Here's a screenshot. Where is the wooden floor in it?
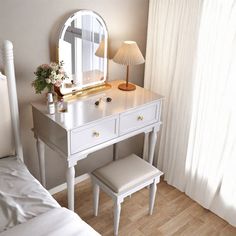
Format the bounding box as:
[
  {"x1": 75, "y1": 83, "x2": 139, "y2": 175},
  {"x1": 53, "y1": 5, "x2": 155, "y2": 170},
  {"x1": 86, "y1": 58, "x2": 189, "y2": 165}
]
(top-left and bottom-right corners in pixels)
[{"x1": 53, "y1": 179, "x2": 236, "y2": 236}]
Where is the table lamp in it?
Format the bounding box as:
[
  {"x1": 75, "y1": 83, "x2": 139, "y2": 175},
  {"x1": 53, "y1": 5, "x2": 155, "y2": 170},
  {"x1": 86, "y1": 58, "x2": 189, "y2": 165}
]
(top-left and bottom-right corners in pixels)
[
  {"x1": 95, "y1": 39, "x2": 106, "y2": 58},
  {"x1": 113, "y1": 41, "x2": 145, "y2": 91},
  {"x1": 95, "y1": 39, "x2": 111, "y2": 80}
]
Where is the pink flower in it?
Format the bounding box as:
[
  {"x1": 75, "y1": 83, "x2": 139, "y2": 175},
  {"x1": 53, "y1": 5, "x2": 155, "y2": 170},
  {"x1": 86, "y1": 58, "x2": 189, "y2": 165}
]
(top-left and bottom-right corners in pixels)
[
  {"x1": 59, "y1": 68, "x2": 64, "y2": 74},
  {"x1": 55, "y1": 79, "x2": 62, "y2": 87},
  {"x1": 41, "y1": 64, "x2": 50, "y2": 69}
]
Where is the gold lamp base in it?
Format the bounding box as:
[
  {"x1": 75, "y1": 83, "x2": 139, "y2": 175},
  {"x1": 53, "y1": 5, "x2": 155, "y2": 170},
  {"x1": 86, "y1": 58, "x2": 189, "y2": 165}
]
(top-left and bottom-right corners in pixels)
[{"x1": 118, "y1": 82, "x2": 136, "y2": 91}]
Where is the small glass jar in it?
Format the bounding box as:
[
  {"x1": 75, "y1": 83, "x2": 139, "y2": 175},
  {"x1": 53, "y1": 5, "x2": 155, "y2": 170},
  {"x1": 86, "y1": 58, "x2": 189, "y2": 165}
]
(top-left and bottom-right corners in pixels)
[{"x1": 57, "y1": 98, "x2": 67, "y2": 113}]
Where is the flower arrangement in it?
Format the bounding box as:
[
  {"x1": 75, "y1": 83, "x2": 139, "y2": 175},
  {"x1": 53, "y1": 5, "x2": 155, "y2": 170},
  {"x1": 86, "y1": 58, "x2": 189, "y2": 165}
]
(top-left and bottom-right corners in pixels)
[{"x1": 32, "y1": 61, "x2": 67, "y2": 94}]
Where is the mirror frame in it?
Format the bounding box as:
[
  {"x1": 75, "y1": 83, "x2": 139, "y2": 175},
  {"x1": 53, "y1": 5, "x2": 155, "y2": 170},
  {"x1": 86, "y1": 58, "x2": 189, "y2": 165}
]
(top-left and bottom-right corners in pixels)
[{"x1": 57, "y1": 10, "x2": 110, "y2": 100}]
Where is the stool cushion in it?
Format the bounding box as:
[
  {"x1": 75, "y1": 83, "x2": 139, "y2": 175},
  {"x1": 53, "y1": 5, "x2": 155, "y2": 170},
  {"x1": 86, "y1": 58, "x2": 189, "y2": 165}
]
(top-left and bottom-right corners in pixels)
[{"x1": 92, "y1": 154, "x2": 162, "y2": 193}]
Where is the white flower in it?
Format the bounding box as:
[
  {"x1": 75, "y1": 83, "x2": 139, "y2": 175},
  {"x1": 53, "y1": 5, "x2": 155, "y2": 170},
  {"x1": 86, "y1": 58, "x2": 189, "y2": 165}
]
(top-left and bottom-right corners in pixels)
[
  {"x1": 51, "y1": 71, "x2": 56, "y2": 76},
  {"x1": 51, "y1": 78, "x2": 56, "y2": 84},
  {"x1": 55, "y1": 74, "x2": 60, "y2": 80},
  {"x1": 58, "y1": 73, "x2": 63, "y2": 80},
  {"x1": 45, "y1": 78, "x2": 51, "y2": 84}
]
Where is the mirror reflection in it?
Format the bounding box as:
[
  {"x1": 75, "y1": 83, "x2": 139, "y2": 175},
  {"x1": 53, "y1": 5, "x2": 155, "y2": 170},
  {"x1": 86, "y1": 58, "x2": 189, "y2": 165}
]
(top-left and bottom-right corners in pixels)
[{"x1": 58, "y1": 10, "x2": 108, "y2": 95}]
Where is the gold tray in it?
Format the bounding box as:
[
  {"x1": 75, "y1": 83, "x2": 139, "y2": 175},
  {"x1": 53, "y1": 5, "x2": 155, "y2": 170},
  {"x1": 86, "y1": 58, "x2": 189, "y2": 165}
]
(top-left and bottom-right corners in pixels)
[{"x1": 55, "y1": 83, "x2": 112, "y2": 102}]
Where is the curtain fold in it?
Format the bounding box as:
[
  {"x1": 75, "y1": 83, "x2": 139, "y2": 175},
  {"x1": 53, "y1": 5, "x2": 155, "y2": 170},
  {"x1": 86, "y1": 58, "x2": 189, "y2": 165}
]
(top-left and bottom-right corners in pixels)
[
  {"x1": 145, "y1": 0, "x2": 203, "y2": 190},
  {"x1": 145, "y1": 0, "x2": 236, "y2": 226}
]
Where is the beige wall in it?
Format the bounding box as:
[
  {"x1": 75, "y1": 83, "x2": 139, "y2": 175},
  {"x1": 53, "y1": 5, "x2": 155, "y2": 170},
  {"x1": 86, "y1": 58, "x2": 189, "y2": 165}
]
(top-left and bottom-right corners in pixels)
[{"x1": 0, "y1": 0, "x2": 149, "y2": 189}]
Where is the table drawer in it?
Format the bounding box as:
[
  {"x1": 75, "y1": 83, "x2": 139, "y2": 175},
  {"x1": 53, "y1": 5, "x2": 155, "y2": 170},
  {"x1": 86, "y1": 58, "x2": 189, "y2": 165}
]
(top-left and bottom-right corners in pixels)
[
  {"x1": 70, "y1": 117, "x2": 118, "y2": 154},
  {"x1": 119, "y1": 103, "x2": 159, "y2": 135}
]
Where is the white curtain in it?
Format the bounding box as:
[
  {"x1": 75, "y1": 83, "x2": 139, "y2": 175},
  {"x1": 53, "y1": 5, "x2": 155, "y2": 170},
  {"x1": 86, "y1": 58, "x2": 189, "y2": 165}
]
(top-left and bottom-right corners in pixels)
[{"x1": 145, "y1": 0, "x2": 236, "y2": 226}]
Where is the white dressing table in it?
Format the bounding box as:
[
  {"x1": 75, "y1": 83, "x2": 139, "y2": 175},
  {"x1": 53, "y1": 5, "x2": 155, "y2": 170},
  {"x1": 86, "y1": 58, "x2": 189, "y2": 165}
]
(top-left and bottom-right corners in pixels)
[{"x1": 32, "y1": 80, "x2": 163, "y2": 211}]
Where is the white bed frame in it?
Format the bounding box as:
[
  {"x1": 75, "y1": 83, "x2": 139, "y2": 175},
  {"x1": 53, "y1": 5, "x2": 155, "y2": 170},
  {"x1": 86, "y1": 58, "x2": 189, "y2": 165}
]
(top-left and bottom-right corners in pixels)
[{"x1": 2, "y1": 40, "x2": 23, "y2": 161}]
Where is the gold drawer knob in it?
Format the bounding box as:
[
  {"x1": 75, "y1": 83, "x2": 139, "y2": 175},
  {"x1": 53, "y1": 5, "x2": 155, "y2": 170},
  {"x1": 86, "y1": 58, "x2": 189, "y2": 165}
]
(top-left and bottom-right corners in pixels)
[
  {"x1": 93, "y1": 131, "x2": 100, "y2": 137},
  {"x1": 137, "y1": 115, "x2": 144, "y2": 121}
]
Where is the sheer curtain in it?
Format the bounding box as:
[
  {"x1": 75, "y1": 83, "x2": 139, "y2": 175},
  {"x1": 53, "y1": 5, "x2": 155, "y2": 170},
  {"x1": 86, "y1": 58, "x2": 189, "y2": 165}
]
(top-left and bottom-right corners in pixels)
[{"x1": 145, "y1": 0, "x2": 236, "y2": 226}]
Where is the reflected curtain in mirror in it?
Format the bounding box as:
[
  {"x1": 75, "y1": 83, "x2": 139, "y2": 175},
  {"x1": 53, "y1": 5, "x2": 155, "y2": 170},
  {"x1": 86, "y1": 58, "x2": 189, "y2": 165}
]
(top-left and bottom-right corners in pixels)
[{"x1": 58, "y1": 10, "x2": 108, "y2": 96}]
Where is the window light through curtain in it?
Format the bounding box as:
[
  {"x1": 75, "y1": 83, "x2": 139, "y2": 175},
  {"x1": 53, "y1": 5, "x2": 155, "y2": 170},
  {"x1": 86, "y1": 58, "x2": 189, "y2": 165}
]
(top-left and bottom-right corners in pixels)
[{"x1": 145, "y1": 0, "x2": 236, "y2": 226}]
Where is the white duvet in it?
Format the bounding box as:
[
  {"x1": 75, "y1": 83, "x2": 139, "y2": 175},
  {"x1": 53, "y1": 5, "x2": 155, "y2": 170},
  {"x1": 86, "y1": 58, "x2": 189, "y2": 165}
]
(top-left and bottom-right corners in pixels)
[
  {"x1": 0, "y1": 157, "x2": 59, "y2": 232},
  {"x1": 0, "y1": 207, "x2": 100, "y2": 236},
  {"x1": 0, "y1": 157, "x2": 101, "y2": 235}
]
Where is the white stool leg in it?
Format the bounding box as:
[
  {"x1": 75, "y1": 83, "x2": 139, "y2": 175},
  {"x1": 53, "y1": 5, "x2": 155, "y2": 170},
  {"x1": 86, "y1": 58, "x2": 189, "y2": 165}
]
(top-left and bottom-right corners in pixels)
[
  {"x1": 93, "y1": 183, "x2": 100, "y2": 216},
  {"x1": 114, "y1": 200, "x2": 121, "y2": 236},
  {"x1": 149, "y1": 180, "x2": 157, "y2": 215}
]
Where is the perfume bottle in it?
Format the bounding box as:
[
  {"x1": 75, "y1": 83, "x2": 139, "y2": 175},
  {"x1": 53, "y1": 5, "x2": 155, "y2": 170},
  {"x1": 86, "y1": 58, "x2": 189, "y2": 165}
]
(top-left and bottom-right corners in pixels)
[
  {"x1": 57, "y1": 98, "x2": 67, "y2": 113},
  {"x1": 47, "y1": 93, "x2": 55, "y2": 115}
]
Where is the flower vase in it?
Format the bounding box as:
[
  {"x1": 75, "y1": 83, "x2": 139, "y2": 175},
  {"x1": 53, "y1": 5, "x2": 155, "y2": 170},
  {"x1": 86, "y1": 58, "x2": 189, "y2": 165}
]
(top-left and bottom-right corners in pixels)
[{"x1": 53, "y1": 85, "x2": 63, "y2": 99}]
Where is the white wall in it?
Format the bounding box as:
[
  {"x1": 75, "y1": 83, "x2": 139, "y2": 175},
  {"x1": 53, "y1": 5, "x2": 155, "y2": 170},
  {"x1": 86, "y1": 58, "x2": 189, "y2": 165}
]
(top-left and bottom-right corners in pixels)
[{"x1": 0, "y1": 0, "x2": 149, "y2": 189}]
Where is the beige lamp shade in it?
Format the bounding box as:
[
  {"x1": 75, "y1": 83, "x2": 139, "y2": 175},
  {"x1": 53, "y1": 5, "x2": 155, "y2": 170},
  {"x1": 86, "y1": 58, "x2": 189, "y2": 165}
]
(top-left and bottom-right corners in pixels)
[
  {"x1": 95, "y1": 39, "x2": 111, "y2": 80},
  {"x1": 95, "y1": 39, "x2": 111, "y2": 59},
  {"x1": 113, "y1": 41, "x2": 145, "y2": 66},
  {"x1": 95, "y1": 39, "x2": 105, "y2": 57}
]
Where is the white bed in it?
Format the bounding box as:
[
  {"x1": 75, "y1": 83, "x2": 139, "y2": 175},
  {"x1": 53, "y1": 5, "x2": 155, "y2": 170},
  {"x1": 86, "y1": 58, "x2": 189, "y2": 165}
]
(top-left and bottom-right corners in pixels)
[
  {"x1": 0, "y1": 40, "x2": 100, "y2": 236},
  {"x1": 0, "y1": 207, "x2": 99, "y2": 236},
  {"x1": 0, "y1": 156, "x2": 59, "y2": 232}
]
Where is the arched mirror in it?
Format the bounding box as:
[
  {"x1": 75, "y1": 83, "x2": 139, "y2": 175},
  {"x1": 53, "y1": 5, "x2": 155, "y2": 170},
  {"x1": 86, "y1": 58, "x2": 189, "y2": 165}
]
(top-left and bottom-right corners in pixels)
[{"x1": 58, "y1": 10, "x2": 109, "y2": 98}]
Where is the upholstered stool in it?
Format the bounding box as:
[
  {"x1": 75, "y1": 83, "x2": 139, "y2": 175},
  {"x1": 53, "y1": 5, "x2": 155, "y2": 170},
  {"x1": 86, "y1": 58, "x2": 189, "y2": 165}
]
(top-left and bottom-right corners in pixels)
[{"x1": 91, "y1": 154, "x2": 163, "y2": 235}]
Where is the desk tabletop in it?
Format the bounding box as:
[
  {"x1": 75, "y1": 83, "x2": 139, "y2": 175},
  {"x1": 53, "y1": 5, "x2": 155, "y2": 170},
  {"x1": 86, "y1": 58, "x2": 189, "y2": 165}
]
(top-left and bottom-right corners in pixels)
[{"x1": 32, "y1": 80, "x2": 163, "y2": 131}]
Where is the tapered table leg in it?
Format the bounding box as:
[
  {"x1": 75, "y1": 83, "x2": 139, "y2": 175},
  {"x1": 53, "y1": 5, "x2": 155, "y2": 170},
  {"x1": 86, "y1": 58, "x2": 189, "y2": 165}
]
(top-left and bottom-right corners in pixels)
[
  {"x1": 66, "y1": 166, "x2": 75, "y2": 211},
  {"x1": 148, "y1": 130, "x2": 157, "y2": 165},
  {"x1": 143, "y1": 132, "x2": 149, "y2": 160},
  {"x1": 36, "y1": 137, "x2": 46, "y2": 187}
]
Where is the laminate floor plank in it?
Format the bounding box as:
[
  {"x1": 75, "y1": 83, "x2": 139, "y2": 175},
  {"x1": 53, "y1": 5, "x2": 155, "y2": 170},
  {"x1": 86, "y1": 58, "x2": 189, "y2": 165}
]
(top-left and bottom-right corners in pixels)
[{"x1": 53, "y1": 179, "x2": 236, "y2": 236}]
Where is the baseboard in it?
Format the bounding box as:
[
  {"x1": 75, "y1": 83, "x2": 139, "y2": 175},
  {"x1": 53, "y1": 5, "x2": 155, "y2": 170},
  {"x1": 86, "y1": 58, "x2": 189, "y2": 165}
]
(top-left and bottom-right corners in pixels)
[{"x1": 49, "y1": 173, "x2": 90, "y2": 195}]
